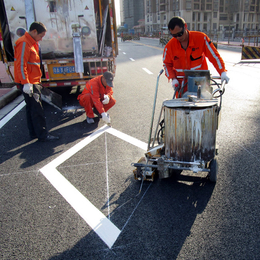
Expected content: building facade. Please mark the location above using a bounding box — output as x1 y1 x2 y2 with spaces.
144 0 260 35
123 0 145 30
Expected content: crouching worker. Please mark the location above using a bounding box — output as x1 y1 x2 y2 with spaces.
78 71 116 124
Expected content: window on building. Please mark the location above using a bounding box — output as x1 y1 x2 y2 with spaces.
158 15 160 21
49 1 56 12
198 13 200 21
164 15 167 20
147 15 149 22
203 24 207 31
206 4 212 10
186 1 192 10
219 14 228 20
194 4 199 9
204 13 207 21
250 6 255 11
213 23 217 29
236 14 239 22
193 12 196 21
213 12 217 18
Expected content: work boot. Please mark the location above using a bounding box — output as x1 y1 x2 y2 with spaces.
86 117 94 124
39 134 60 142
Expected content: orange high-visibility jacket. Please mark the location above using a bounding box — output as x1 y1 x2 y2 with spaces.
14 32 42 85
163 30 226 82
78 75 114 114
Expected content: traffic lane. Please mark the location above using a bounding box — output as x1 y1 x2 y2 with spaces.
44 45 244 258
114 40 172 142
1 46 260 259
0 49 173 258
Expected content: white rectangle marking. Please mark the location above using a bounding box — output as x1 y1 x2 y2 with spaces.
106 127 147 151
129 58 135 61
41 167 120 249
142 68 153 74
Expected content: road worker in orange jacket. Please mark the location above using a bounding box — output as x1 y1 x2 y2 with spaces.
163 16 230 97
78 71 116 124
14 22 59 142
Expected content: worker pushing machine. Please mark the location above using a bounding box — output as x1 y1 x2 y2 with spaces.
163 16 230 97
78 71 116 124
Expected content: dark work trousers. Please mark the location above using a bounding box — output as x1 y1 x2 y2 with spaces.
22 84 48 140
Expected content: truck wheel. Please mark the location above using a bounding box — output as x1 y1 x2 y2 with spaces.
209 158 218 182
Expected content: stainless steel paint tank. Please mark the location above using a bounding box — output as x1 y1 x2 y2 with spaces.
163 97 219 163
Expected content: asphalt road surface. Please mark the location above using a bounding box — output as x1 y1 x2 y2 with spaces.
1 37 260 259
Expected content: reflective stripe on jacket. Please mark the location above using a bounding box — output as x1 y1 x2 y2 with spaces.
77 75 114 114
163 30 226 81
14 32 42 85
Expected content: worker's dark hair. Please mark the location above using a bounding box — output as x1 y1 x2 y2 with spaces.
29 22 47 34
168 16 186 30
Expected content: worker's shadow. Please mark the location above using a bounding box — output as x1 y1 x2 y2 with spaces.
49 174 215 260
0 102 100 168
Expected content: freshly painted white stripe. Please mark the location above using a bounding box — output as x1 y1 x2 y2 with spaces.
106 127 147 150
142 68 153 75
122 52 126 54
129 58 135 61
40 125 120 249
41 167 120 249
43 125 109 169
39 125 148 248
0 101 26 129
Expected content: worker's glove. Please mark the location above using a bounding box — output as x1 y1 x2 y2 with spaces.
221 72 230 84
102 94 110 105
101 112 111 124
23 83 33 96
171 78 180 89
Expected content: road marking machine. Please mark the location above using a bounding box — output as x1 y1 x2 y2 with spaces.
132 69 226 184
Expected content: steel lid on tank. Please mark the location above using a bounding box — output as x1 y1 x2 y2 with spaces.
163 96 218 108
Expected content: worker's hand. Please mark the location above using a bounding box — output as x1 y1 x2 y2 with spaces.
221 72 230 84
23 83 33 96
171 78 179 89
101 112 111 124
102 94 110 105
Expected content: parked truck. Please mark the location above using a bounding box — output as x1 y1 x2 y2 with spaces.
0 0 118 90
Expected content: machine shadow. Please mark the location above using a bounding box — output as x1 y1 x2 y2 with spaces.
48 175 215 260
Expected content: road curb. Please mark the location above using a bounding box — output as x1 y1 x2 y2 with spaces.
0 87 21 109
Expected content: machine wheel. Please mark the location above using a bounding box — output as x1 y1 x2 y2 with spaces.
209 158 218 182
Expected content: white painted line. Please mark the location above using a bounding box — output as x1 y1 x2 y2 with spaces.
129 58 135 61
43 125 110 169
40 125 148 249
0 101 26 129
122 52 126 54
40 125 120 249
142 68 153 75
106 127 147 150
41 167 120 249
